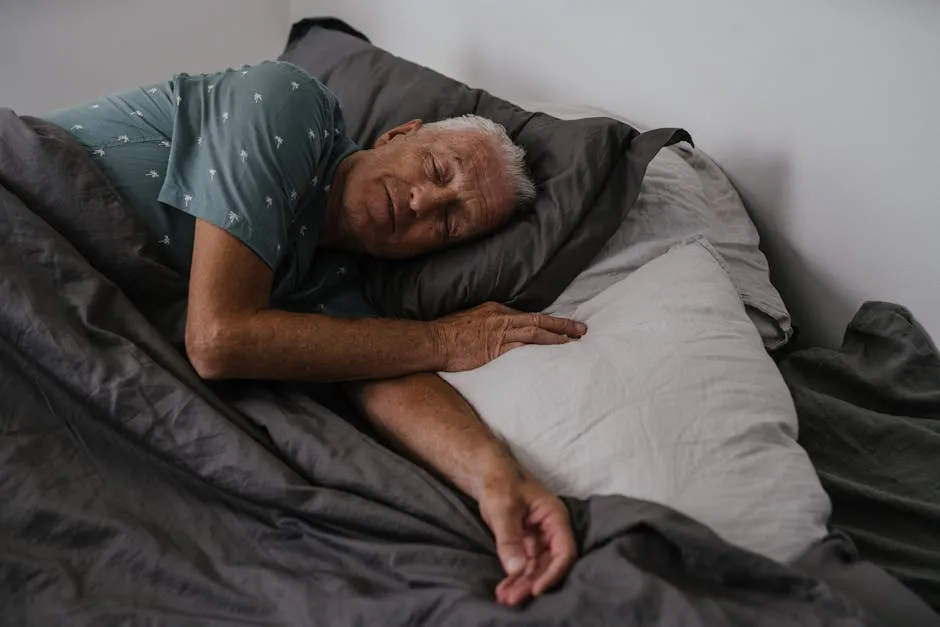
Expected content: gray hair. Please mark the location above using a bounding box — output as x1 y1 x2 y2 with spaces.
423 114 536 204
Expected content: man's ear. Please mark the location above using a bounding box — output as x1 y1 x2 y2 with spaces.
374 119 423 147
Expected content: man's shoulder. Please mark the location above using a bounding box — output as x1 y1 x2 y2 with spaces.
237 60 330 93
173 61 337 106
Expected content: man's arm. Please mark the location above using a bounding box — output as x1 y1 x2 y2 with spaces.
186 220 443 381
185 220 583 382
186 221 578 602
347 373 577 607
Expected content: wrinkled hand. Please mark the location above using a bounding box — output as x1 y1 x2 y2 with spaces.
478 470 578 606
431 302 586 372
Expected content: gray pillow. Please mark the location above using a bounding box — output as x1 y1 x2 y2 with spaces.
546 140 793 350
280 20 690 318
520 101 792 350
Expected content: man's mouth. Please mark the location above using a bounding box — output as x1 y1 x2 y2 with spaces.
384 183 396 232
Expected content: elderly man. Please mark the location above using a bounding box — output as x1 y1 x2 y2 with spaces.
44 60 585 606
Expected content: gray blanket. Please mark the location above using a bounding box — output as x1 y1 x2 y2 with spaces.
1 109 937 626
780 302 940 613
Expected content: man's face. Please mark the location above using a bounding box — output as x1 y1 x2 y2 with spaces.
337 120 517 258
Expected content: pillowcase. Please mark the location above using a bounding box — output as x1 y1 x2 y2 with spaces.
522 101 792 350
279 20 690 319
439 239 830 563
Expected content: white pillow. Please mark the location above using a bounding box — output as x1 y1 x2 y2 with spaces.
440 240 830 563
520 100 792 350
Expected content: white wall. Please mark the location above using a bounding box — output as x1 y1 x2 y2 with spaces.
0 0 291 115
291 0 940 347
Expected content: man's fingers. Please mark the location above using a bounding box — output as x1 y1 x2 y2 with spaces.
492 306 586 338
496 573 535 607
498 529 566 604
504 326 573 347
532 552 575 597
484 497 528 577
523 313 587 338
523 536 538 578
495 574 518 601
531 523 577 597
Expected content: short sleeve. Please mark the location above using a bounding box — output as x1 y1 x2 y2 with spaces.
158 61 346 269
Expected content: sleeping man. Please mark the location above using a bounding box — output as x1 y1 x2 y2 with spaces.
43 60 585 606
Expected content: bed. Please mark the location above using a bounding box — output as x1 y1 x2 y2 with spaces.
2 17 939 627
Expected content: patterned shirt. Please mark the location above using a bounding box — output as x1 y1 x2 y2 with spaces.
43 60 376 317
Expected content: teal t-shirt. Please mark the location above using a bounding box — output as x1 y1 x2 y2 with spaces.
43 60 376 318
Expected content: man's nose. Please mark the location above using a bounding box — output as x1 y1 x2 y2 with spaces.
409 183 453 217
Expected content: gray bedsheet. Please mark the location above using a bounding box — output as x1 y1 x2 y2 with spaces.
1 108 937 626
780 301 940 613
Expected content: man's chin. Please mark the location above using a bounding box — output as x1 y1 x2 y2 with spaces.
358 233 443 259
367 246 409 260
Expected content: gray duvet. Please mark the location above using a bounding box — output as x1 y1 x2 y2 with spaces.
1 109 937 626
780 301 940 614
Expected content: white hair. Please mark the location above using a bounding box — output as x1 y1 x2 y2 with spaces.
423 114 536 204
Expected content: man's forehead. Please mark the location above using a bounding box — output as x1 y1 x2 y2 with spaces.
447 133 506 185
428 128 491 156
426 128 514 212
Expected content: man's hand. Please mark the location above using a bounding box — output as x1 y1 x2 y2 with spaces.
431 302 587 372
349 373 577 606
478 469 577 606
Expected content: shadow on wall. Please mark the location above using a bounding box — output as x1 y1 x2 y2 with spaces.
460 46 555 107
463 47 856 349
415 33 857 349
724 150 855 349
